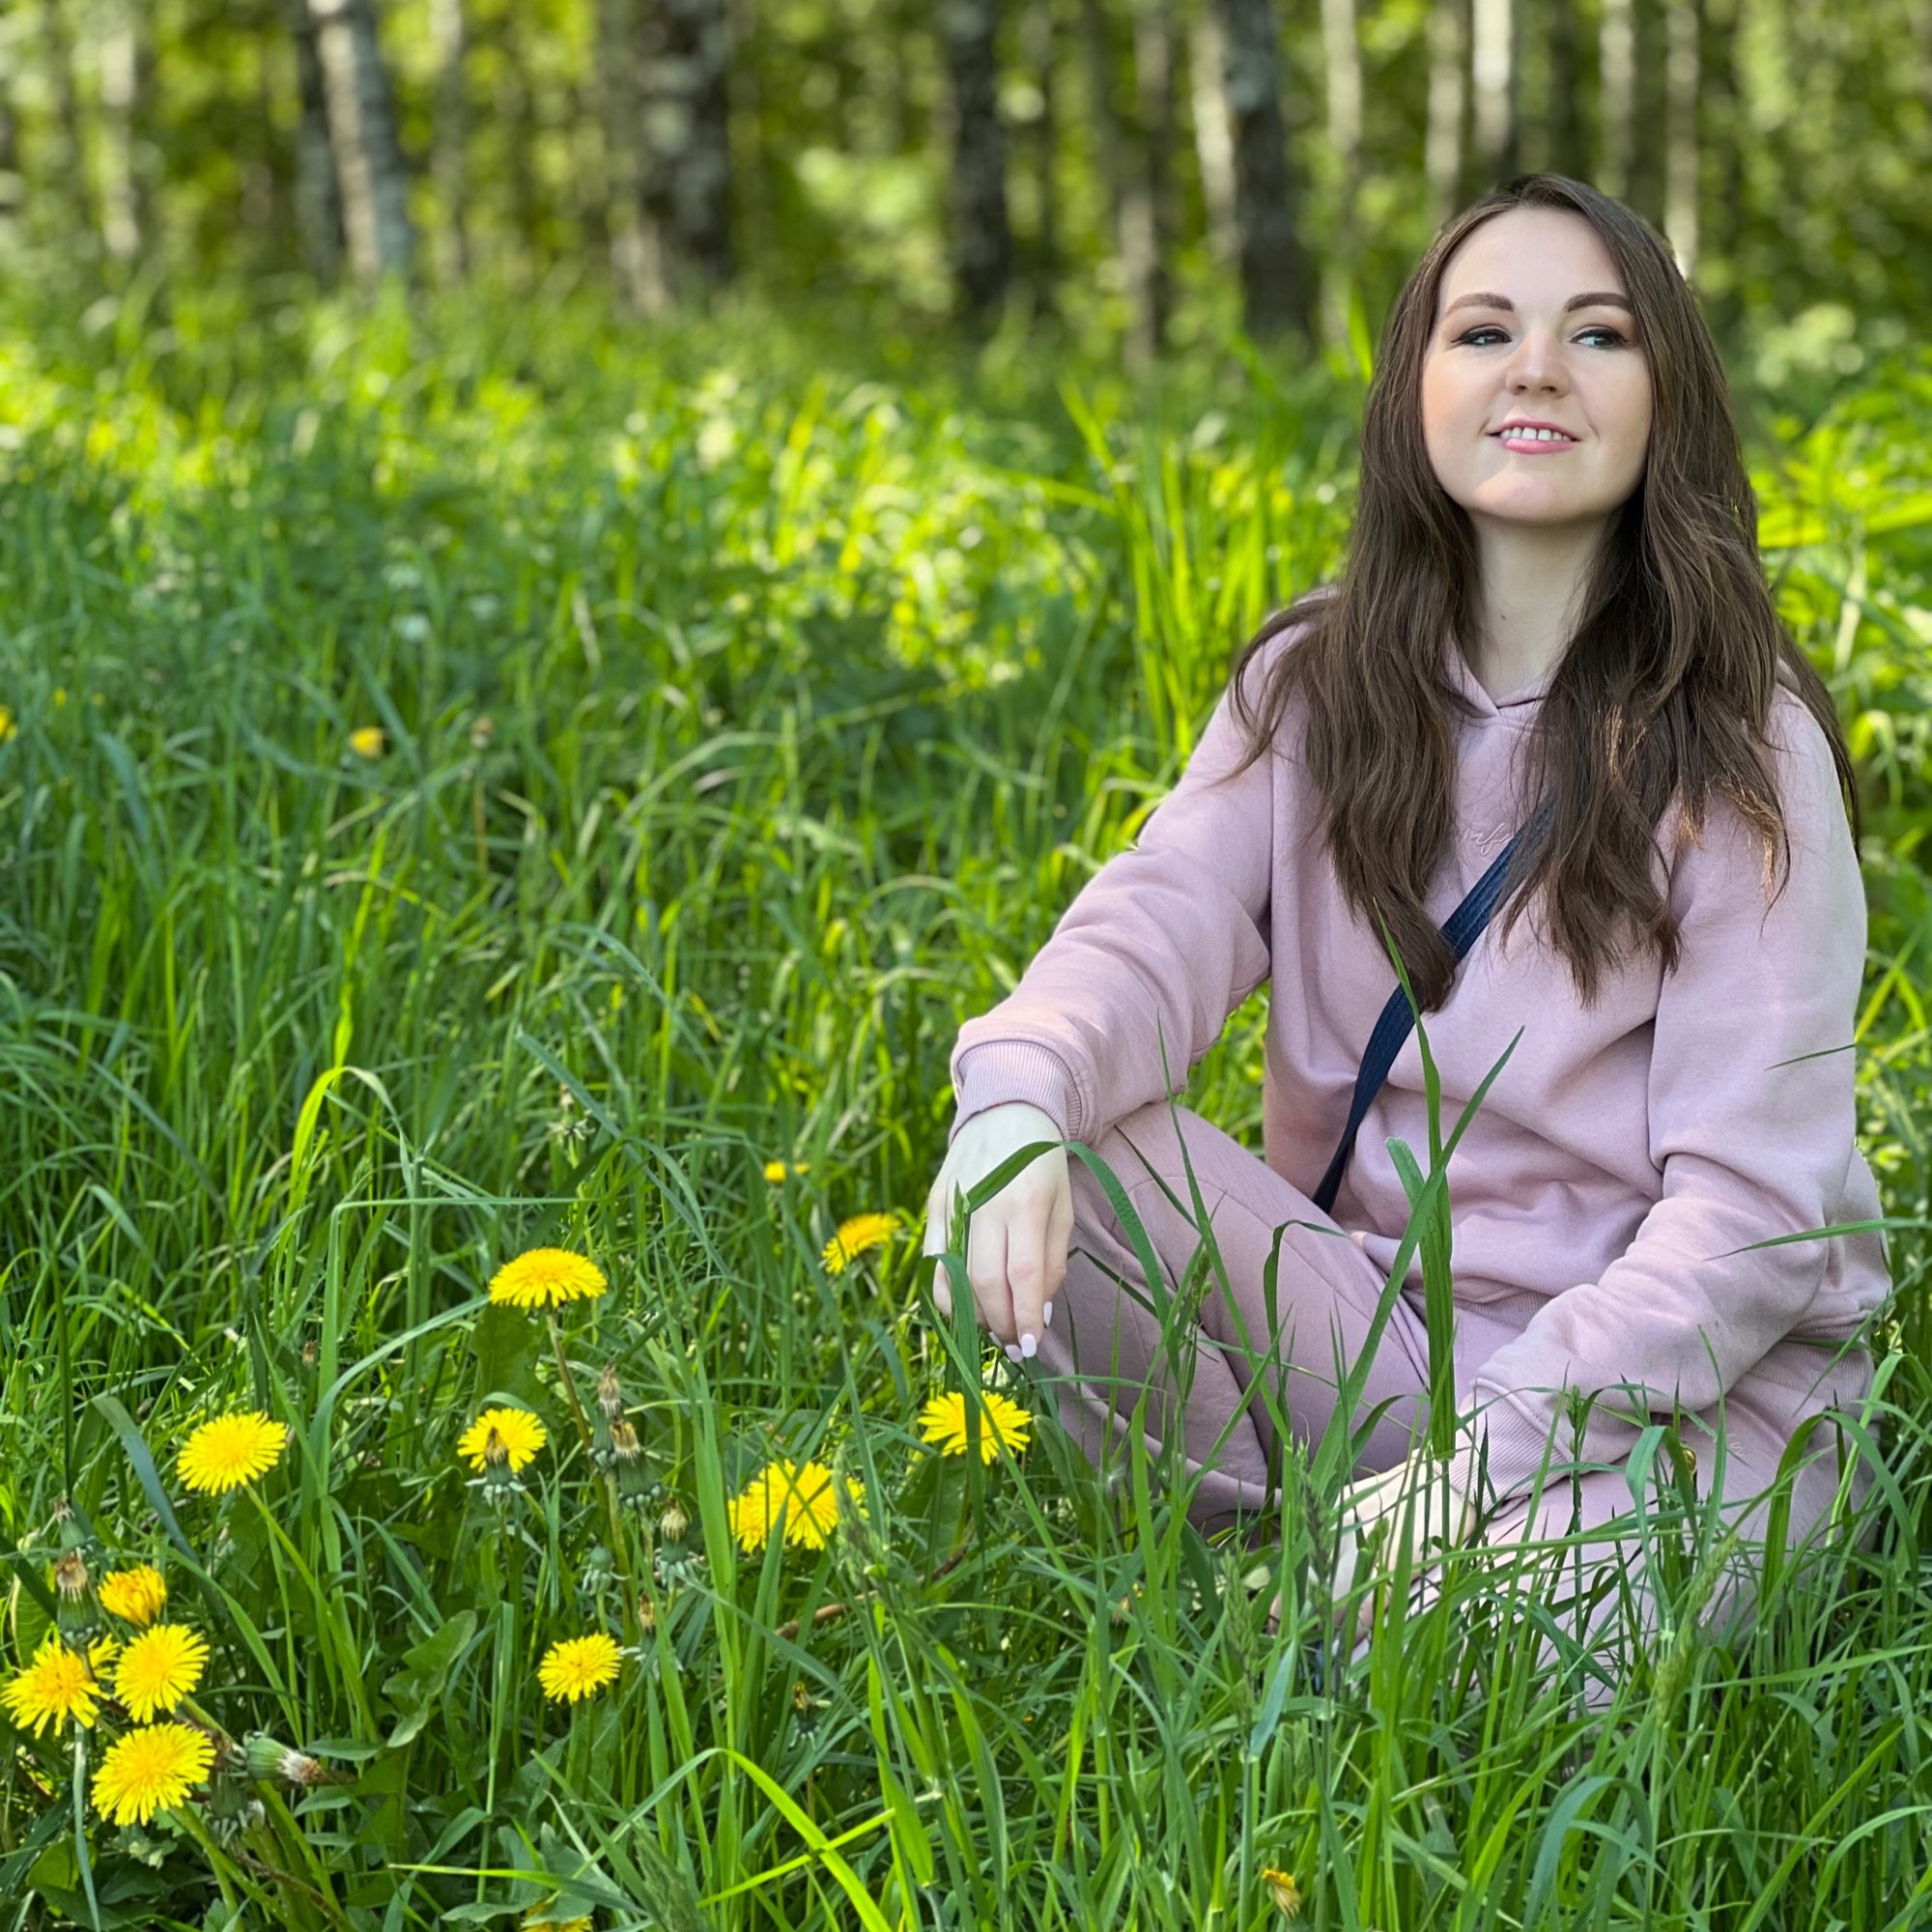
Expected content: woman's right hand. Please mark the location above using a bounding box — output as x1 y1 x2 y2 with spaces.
922 1101 1073 1360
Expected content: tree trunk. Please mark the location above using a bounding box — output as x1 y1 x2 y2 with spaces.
1425 0 1468 226
1699 0 1744 343
938 0 1014 324
40 0 91 252
1469 0 1516 188
1319 0 1361 338
306 0 414 285
1662 0 1699 276
0 14 22 249
1017 0 1062 319
595 0 647 307
1597 0 1634 201
98 0 153 264
1131 0 1179 356
431 0 468 281
1189 0 1236 267
635 0 735 312
1545 0 1584 180
1629 0 1667 226
1213 0 1313 340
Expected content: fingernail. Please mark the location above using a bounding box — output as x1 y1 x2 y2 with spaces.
1043 1301 1054 1328
1005 1344 1023 1363
1019 1332 1037 1358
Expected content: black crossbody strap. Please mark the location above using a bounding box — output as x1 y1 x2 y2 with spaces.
1310 797 1553 1217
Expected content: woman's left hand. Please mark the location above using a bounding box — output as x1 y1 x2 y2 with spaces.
1329 1446 1477 1642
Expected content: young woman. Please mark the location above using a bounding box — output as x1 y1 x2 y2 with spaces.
920 174 1890 1688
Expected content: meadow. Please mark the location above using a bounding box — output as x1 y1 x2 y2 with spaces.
2 285 1931 1929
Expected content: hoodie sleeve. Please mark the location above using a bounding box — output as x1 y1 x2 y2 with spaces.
947 633 1295 1149
1447 690 1874 1509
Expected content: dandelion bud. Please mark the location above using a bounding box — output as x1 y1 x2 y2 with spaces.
596 1363 624 1421
54 1549 90 1601
658 1497 689 1545
242 1732 329 1787
579 1545 616 1598
469 714 495 749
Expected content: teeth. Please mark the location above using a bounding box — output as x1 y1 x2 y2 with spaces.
1498 427 1573 441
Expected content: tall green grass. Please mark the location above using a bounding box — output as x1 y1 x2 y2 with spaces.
1 287 1929 1928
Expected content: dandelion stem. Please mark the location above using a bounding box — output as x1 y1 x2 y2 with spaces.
771 1540 976 1643
547 1313 641 1643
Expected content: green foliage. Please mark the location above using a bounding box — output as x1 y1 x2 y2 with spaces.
0 287 1929 1928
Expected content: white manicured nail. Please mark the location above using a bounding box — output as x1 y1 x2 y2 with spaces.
1043 1301 1054 1327
1005 1344 1023 1363
1019 1332 1037 1358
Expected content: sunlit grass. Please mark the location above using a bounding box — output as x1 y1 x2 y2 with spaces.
0 287 1928 1927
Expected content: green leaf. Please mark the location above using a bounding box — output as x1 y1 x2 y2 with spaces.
383 1609 479 1748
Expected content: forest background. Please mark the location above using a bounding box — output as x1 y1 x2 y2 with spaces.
2 2 1931 1929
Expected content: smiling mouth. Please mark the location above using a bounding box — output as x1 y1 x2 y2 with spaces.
1491 428 1578 444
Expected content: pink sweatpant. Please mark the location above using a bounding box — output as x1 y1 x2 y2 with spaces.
1038 1098 1880 1688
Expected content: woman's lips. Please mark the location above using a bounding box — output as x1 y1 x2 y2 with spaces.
1492 430 1578 453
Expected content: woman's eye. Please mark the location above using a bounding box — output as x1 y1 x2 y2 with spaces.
1452 325 1629 348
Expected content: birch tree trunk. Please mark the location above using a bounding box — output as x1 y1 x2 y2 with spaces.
938 0 1014 323
431 0 467 281
1213 0 1313 340
1189 1 1236 267
306 0 414 285
1662 0 1700 276
1425 0 1468 227
99 0 152 264
1319 0 1361 340
1469 0 1517 187
288 0 344 278
635 0 735 312
1597 0 1634 200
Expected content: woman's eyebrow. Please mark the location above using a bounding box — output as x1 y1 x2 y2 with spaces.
1442 290 1634 316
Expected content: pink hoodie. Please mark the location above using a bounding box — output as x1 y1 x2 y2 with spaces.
947 609 1890 1502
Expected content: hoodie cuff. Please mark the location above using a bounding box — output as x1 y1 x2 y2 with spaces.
1443 1391 1570 1515
947 1041 1079 1148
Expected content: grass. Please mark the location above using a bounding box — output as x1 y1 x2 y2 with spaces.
0 282 1930 1928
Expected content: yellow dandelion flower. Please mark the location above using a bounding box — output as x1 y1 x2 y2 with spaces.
822 1212 897 1277
349 724 385 759
0 706 14 742
88 1635 122 1674
99 1564 168 1627
1 1634 100 1737
763 1158 810 1183
537 1633 622 1704
93 1721 215 1826
487 1246 608 1311
178 1410 290 1494
725 1459 866 1553
113 1624 211 1723
457 1406 548 1473
1261 1868 1303 1919
918 1389 1033 1463
523 1907 592 1932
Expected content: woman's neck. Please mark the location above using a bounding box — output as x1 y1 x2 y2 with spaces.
1465 517 1606 702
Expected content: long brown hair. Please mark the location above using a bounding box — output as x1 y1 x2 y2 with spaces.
1224 173 1858 1011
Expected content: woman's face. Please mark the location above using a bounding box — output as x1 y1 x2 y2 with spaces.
1420 207 1653 540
